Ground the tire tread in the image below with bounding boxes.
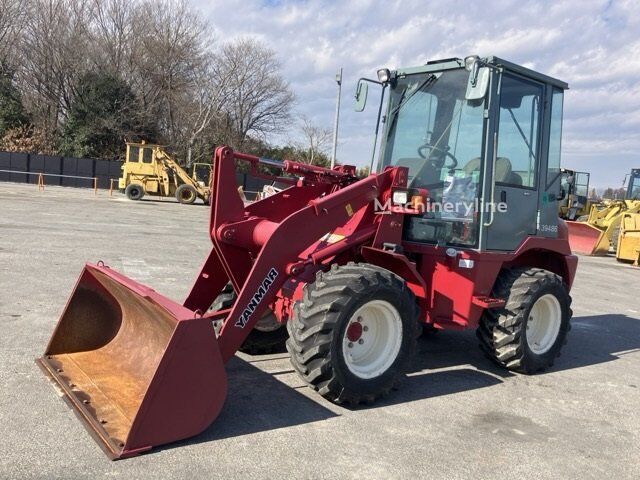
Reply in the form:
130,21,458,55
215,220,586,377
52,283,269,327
476,267,572,374
287,262,418,405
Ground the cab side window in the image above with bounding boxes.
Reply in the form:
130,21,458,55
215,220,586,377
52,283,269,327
547,88,564,187
128,146,140,163
496,75,543,188
142,148,153,164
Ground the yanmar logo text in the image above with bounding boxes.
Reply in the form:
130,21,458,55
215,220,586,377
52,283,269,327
235,268,279,328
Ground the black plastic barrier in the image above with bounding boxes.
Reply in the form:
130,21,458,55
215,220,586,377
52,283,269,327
0,151,122,189
0,150,271,193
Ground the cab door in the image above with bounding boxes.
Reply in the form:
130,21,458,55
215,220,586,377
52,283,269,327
484,73,544,251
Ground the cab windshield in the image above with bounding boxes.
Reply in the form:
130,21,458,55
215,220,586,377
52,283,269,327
380,68,486,246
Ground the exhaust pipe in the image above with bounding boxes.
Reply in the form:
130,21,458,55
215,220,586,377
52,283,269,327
37,264,227,459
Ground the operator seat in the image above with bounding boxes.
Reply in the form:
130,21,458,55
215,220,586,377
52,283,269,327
462,157,516,183
395,157,441,189
509,172,523,186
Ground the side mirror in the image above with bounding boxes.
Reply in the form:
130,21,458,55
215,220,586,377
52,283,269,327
354,81,368,112
465,65,490,100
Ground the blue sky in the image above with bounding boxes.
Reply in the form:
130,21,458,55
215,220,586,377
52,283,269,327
195,0,640,189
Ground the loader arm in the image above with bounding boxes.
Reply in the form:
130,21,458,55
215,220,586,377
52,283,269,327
185,147,394,361
156,149,207,197
38,146,400,459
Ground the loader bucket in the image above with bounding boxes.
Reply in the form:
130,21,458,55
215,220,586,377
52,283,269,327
566,221,609,255
37,264,227,459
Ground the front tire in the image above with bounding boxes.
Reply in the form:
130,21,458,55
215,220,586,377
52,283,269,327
176,184,198,204
477,267,572,374
287,263,419,405
125,183,144,201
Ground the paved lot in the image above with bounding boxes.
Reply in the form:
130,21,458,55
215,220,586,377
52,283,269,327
1,182,639,479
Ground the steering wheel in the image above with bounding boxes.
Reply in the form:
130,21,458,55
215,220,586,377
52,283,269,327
417,144,459,169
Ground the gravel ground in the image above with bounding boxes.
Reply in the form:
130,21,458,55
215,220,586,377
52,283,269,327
0,182,639,479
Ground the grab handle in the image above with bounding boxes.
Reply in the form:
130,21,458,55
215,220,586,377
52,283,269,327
484,132,498,227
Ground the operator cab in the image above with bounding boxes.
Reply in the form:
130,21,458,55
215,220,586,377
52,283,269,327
626,168,640,200
126,142,155,164
380,66,485,247
192,162,212,187
357,56,568,252
559,168,590,220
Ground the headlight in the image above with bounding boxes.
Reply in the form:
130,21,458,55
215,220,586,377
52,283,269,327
392,190,408,205
377,68,391,83
464,55,479,72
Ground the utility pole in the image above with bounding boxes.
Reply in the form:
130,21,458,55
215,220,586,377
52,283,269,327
330,68,342,168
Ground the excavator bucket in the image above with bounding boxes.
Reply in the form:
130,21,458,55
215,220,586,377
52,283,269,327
566,221,610,255
37,264,227,459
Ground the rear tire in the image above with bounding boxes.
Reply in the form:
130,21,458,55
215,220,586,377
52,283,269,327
477,267,572,374
125,183,144,201
210,283,288,354
239,314,289,355
421,324,440,337
176,184,198,204
287,263,419,405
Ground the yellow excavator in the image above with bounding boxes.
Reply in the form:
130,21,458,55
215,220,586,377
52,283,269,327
567,168,640,258
118,142,211,204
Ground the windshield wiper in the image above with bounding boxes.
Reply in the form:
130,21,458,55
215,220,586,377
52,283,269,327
386,74,439,139
389,74,438,118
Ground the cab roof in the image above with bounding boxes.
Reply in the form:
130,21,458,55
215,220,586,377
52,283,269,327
394,56,568,90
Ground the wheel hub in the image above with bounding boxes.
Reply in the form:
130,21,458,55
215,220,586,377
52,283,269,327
526,293,562,355
342,300,403,379
346,321,363,342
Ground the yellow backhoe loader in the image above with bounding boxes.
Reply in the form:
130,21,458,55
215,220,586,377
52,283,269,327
118,142,211,204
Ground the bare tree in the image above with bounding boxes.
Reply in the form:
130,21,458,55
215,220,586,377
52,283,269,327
18,0,94,132
89,0,135,73
215,38,294,149
296,115,332,165
131,0,208,145
175,56,238,165
0,0,26,67
3,0,295,159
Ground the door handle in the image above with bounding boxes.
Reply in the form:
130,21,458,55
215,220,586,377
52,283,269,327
500,191,507,202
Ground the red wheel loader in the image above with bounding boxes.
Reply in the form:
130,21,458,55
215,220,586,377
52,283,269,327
38,56,578,459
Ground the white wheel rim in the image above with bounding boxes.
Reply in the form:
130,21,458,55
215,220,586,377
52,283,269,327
342,300,403,379
526,294,562,355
